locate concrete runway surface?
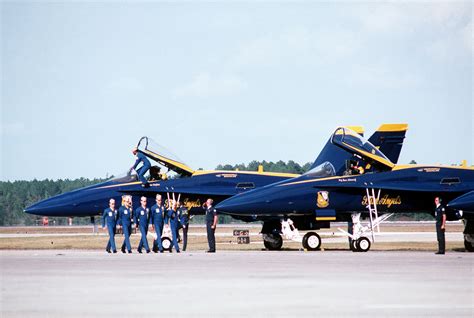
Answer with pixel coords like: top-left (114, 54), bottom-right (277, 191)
top-left (1, 250), bottom-right (473, 317)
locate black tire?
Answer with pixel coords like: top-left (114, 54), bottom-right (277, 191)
top-left (263, 234), bottom-right (283, 250)
top-left (350, 239), bottom-right (358, 252)
top-left (464, 238), bottom-right (474, 252)
top-left (302, 232), bottom-right (321, 251)
top-left (356, 237), bottom-right (371, 252)
top-left (161, 237), bottom-right (172, 251)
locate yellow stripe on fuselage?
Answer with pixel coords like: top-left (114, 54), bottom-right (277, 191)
top-left (316, 217), bottom-right (336, 221)
top-left (192, 170), bottom-right (300, 178)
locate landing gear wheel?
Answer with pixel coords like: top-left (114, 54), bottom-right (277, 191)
top-left (263, 233), bottom-right (283, 250)
top-left (350, 239), bottom-right (358, 252)
top-left (302, 232), bottom-right (321, 251)
top-left (464, 238), bottom-right (474, 252)
top-left (161, 237), bottom-right (172, 251)
top-left (356, 237), bottom-right (371, 252)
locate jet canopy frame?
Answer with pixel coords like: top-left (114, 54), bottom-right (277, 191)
top-left (136, 136), bottom-right (195, 177)
top-left (331, 127), bottom-right (395, 170)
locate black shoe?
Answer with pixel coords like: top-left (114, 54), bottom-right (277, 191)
top-left (137, 249), bottom-right (142, 254)
top-left (169, 250), bottom-right (172, 253)
top-left (435, 252), bottom-right (445, 255)
top-left (159, 250), bottom-right (164, 253)
top-left (146, 250), bottom-right (150, 254)
top-left (121, 247), bottom-right (125, 253)
top-left (113, 250), bottom-right (117, 253)
top-left (127, 250), bottom-right (132, 254)
top-left (106, 249), bottom-right (111, 253)
top-left (206, 250), bottom-right (215, 253)
top-left (176, 250), bottom-right (180, 253)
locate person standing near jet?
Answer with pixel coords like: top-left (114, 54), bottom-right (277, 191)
top-left (130, 147), bottom-right (151, 187)
top-left (134, 196), bottom-right (151, 253)
top-left (434, 197), bottom-right (446, 255)
top-left (165, 200), bottom-right (180, 253)
top-left (178, 201), bottom-right (189, 252)
top-left (102, 198), bottom-right (118, 253)
top-left (203, 198), bottom-right (218, 253)
top-left (118, 195), bottom-right (133, 253)
top-left (150, 194), bottom-right (165, 253)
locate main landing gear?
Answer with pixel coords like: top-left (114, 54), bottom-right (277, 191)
top-left (261, 219), bottom-right (322, 251)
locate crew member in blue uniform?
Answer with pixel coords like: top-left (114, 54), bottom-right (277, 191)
top-left (130, 147), bottom-right (151, 187)
top-left (434, 197), bottom-right (446, 255)
top-left (178, 201), bottom-right (189, 252)
top-left (102, 198), bottom-right (118, 253)
top-left (203, 198), bottom-right (218, 253)
top-left (150, 194), bottom-right (165, 253)
top-left (165, 200), bottom-right (180, 253)
top-left (134, 196), bottom-right (151, 253)
top-left (118, 195), bottom-right (133, 253)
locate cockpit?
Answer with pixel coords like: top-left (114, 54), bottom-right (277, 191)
top-left (331, 127), bottom-right (395, 173)
top-left (304, 161), bottom-right (336, 178)
top-left (109, 137), bottom-right (195, 183)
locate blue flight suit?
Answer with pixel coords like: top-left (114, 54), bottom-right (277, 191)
top-left (150, 203), bottom-right (165, 252)
top-left (132, 152), bottom-right (151, 184)
top-left (134, 206), bottom-right (151, 253)
top-left (165, 208), bottom-right (180, 252)
top-left (205, 206), bottom-right (217, 252)
top-left (178, 207), bottom-right (189, 251)
top-left (118, 205), bottom-right (133, 252)
top-left (102, 207), bottom-right (118, 252)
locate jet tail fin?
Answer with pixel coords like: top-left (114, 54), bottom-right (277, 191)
top-left (368, 124), bottom-right (408, 164)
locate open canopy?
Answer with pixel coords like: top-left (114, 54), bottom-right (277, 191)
top-left (331, 127), bottom-right (395, 170)
top-left (137, 136), bottom-right (195, 177)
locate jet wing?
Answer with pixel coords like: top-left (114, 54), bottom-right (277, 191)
top-left (137, 136), bottom-right (194, 177)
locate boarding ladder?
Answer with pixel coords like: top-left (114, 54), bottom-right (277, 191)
top-left (365, 188), bottom-right (381, 242)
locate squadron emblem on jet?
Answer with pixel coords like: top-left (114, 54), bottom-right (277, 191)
top-left (316, 191), bottom-right (330, 208)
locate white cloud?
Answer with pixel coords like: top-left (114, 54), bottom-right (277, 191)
top-left (173, 72), bottom-right (248, 98)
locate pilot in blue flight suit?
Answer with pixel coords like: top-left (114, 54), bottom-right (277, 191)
top-left (178, 201), bottom-right (189, 252)
top-left (118, 195), bottom-right (133, 253)
top-left (130, 147), bottom-right (151, 187)
top-left (134, 196), bottom-right (151, 253)
top-left (102, 198), bottom-right (118, 253)
top-left (150, 194), bottom-right (165, 253)
top-left (165, 200), bottom-right (180, 253)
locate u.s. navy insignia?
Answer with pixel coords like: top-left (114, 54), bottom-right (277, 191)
top-left (317, 191), bottom-right (329, 208)
top-left (141, 211), bottom-right (145, 215)
top-left (108, 212), bottom-right (112, 217)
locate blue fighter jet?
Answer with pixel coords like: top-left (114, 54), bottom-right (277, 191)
top-left (216, 126), bottom-right (474, 252)
top-left (25, 124), bottom-right (409, 249)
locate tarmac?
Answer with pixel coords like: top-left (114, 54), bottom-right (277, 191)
top-left (1, 250), bottom-right (473, 317)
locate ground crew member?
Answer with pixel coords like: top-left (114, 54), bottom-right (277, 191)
top-left (203, 198), bottom-right (217, 253)
top-left (165, 200), bottom-right (180, 253)
top-left (434, 197), bottom-right (446, 254)
top-left (150, 194), bottom-right (165, 253)
top-left (130, 147), bottom-right (151, 187)
top-left (118, 195), bottom-right (133, 253)
top-left (134, 196), bottom-right (151, 253)
top-left (102, 198), bottom-right (118, 253)
top-left (178, 201), bottom-right (189, 252)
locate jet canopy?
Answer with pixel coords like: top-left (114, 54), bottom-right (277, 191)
top-left (332, 127), bottom-right (395, 170)
top-left (137, 136), bottom-right (195, 177)
top-left (304, 161), bottom-right (336, 178)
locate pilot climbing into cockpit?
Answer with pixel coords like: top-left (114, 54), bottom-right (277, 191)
top-left (130, 147), bottom-right (151, 188)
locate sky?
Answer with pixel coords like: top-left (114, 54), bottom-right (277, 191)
top-left (1, 1), bottom-right (473, 181)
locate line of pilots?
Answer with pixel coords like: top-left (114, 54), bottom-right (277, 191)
top-left (101, 194), bottom-right (189, 254)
